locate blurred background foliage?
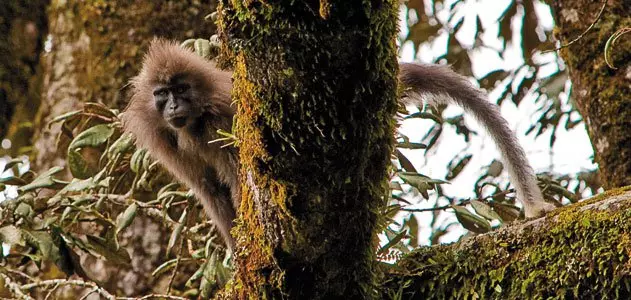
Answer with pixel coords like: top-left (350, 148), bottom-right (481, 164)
top-left (0, 0), bottom-right (603, 298)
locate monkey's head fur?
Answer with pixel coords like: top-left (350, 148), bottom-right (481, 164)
top-left (122, 39), bottom-right (233, 151)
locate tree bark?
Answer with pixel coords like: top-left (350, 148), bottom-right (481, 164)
top-left (382, 189), bottom-right (631, 298)
top-left (550, 0), bottom-right (631, 189)
top-left (218, 1), bottom-right (399, 298)
top-left (0, 0), bottom-right (49, 155)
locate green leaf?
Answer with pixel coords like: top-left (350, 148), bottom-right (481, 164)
top-left (23, 230), bottom-right (60, 264)
top-left (68, 124), bottom-right (114, 151)
top-left (152, 258), bottom-right (180, 277)
top-left (107, 133), bottom-right (134, 159)
top-left (470, 200), bottom-right (502, 221)
top-left (0, 176), bottom-right (27, 185)
top-left (396, 141), bottom-right (427, 150)
top-left (115, 203), bottom-right (138, 234)
top-left (378, 230), bottom-right (407, 255)
top-left (48, 110), bottom-right (81, 128)
top-left (406, 215), bottom-right (419, 247)
top-left (398, 172), bottom-right (448, 198)
top-left (167, 209), bottom-right (187, 257)
top-left (85, 235), bottom-right (131, 266)
top-left (491, 202), bottom-right (521, 222)
top-left (452, 205), bottom-right (491, 234)
top-left (18, 166), bottom-right (65, 192)
top-left (130, 148), bottom-right (147, 173)
top-left (67, 149), bottom-right (94, 179)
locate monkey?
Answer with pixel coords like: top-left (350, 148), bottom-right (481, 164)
top-left (122, 40), bottom-right (555, 249)
top-left (122, 39), bottom-right (238, 249)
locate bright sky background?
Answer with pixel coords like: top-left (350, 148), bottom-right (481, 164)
top-left (394, 0), bottom-right (596, 245)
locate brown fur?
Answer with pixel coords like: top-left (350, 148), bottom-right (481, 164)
top-left (400, 63), bottom-right (555, 218)
top-left (122, 39), bottom-right (238, 249)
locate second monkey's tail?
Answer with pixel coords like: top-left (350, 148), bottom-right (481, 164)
top-left (398, 63), bottom-right (554, 218)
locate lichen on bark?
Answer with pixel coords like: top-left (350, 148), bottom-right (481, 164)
top-left (218, 1), bottom-right (399, 298)
top-left (549, 0), bottom-right (631, 189)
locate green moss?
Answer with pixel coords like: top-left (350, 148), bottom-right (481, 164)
top-left (219, 1), bottom-right (400, 298)
top-left (383, 192), bottom-right (631, 299)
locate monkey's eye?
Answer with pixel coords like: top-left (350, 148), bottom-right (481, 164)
top-left (154, 89), bottom-right (168, 97)
top-left (174, 85), bottom-right (189, 94)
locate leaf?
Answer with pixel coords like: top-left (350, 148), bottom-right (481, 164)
top-left (491, 202), bottom-right (521, 222)
top-left (452, 205), bottom-right (491, 234)
top-left (0, 176), bottom-right (27, 185)
top-left (395, 149), bottom-right (417, 173)
top-left (68, 124), bottom-right (114, 151)
top-left (378, 230), bottom-right (407, 255)
top-left (167, 208), bottom-right (187, 257)
top-left (61, 177), bottom-right (102, 193)
top-left (186, 261), bottom-right (207, 287)
top-left (396, 141), bottom-right (427, 150)
top-left (2, 158), bottom-right (25, 172)
top-left (48, 110), bottom-right (81, 129)
top-left (84, 102), bottom-right (118, 119)
top-left (107, 133), bottom-right (134, 159)
top-left (152, 258), bottom-right (180, 277)
top-left (446, 154), bottom-right (472, 180)
top-left (115, 203), bottom-right (138, 234)
top-left (23, 230), bottom-right (60, 265)
top-left (200, 249), bottom-right (220, 298)
top-left (18, 166), bottom-right (65, 192)
top-left (470, 200), bottom-right (502, 221)
top-left (85, 235), bottom-right (131, 266)
top-left (406, 215), bottom-right (419, 247)
top-left (67, 149), bottom-right (94, 179)
top-left (130, 148), bottom-right (147, 173)
top-left (398, 172), bottom-right (448, 198)
top-left (0, 225), bottom-right (25, 246)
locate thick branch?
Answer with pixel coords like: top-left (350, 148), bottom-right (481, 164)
top-left (382, 190), bottom-right (631, 298)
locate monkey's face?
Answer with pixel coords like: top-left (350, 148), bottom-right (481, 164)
top-left (153, 76), bottom-right (201, 129)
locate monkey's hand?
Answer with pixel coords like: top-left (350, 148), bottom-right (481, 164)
top-left (524, 201), bottom-right (557, 219)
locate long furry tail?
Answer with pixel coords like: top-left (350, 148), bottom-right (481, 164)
top-left (398, 63), bottom-right (554, 218)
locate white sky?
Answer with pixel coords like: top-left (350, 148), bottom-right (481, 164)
top-left (393, 0), bottom-right (596, 245)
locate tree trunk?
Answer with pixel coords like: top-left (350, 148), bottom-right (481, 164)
top-left (218, 1), bottom-right (399, 298)
top-left (0, 0), bottom-right (49, 155)
top-left (550, 0), bottom-right (631, 189)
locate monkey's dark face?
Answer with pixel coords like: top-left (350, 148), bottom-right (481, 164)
top-left (153, 77), bottom-right (201, 129)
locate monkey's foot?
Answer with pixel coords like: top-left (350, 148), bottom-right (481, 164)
top-left (524, 201), bottom-right (557, 219)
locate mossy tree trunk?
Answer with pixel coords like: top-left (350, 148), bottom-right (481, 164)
top-left (550, 0), bottom-right (631, 189)
top-left (27, 1), bottom-right (220, 296)
top-left (218, 1), bottom-right (399, 298)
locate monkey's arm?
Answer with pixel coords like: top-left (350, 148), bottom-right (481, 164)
top-left (398, 63), bottom-right (555, 218)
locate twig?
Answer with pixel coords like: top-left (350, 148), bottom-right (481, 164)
top-left (543, 1), bottom-right (607, 53)
top-left (0, 273), bottom-right (33, 300)
top-left (20, 279), bottom-right (115, 300)
top-left (116, 295), bottom-right (189, 300)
